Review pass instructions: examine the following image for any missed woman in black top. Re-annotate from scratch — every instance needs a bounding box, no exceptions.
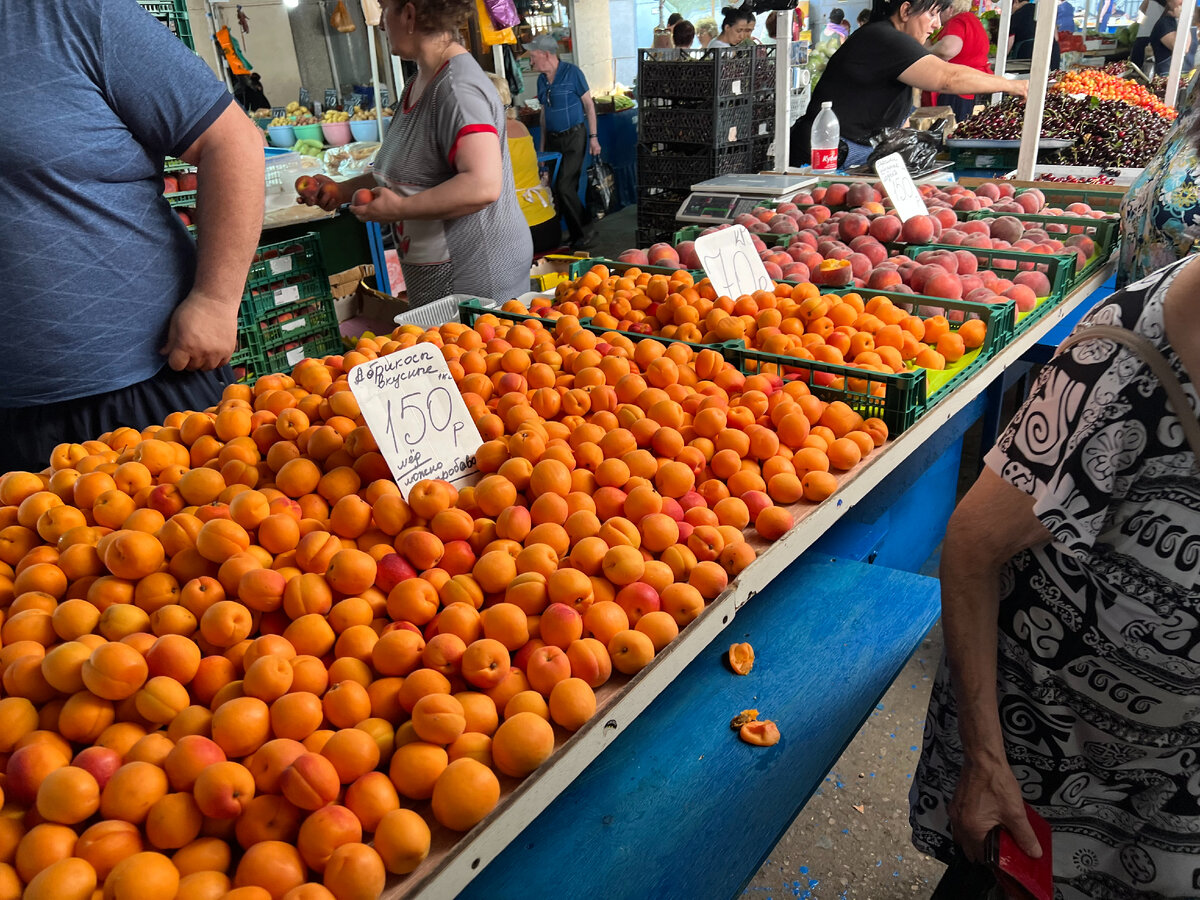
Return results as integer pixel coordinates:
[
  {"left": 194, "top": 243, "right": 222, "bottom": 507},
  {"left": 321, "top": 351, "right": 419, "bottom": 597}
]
[
  {"left": 790, "top": 0, "right": 1027, "bottom": 168},
  {"left": 1150, "top": 0, "right": 1187, "bottom": 75}
]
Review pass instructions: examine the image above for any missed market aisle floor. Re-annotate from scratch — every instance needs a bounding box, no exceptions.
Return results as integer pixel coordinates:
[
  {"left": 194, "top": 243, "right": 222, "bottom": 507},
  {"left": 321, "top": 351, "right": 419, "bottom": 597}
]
[{"left": 742, "top": 623, "right": 947, "bottom": 899}]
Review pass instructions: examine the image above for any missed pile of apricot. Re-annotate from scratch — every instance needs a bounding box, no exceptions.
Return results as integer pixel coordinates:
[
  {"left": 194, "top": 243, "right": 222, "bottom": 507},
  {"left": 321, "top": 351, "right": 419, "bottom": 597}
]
[
  {"left": 539, "top": 266, "right": 987, "bottom": 378},
  {"left": 0, "top": 310, "right": 887, "bottom": 899}
]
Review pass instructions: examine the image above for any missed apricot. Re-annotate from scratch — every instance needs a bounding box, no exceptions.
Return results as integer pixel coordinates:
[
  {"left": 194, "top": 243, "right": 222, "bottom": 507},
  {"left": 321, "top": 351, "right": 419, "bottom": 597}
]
[{"left": 491, "top": 711, "right": 554, "bottom": 778}]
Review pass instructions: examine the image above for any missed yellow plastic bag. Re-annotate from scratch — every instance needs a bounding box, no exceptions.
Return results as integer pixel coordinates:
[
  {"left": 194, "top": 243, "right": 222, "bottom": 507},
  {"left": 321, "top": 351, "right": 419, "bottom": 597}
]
[{"left": 475, "top": 0, "right": 515, "bottom": 46}]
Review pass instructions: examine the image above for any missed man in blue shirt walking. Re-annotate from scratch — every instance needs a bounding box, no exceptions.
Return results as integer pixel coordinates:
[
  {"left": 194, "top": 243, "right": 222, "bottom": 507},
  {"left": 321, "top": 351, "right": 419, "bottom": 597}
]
[{"left": 525, "top": 34, "right": 601, "bottom": 250}]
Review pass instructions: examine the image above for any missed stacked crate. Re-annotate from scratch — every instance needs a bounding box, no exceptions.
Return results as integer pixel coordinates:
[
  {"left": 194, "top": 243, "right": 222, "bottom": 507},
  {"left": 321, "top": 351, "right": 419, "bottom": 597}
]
[
  {"left": 231, "top": 234, "right": 343, "bottom": 383},
  {"left": 137, "top": 0, "right": 195, "bottom": 50},
  {"left": 750, "top": 46, "right": 777, "bottom": 173},
  {"left": 636, "top": 48, "right": 755, "bottom": 245}
]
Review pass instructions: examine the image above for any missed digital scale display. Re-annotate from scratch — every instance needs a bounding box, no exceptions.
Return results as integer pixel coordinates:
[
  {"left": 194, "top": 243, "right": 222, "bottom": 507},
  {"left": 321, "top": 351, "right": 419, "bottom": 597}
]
[{"left": 674, "top": 174, "right": 818, "bottom": 225}]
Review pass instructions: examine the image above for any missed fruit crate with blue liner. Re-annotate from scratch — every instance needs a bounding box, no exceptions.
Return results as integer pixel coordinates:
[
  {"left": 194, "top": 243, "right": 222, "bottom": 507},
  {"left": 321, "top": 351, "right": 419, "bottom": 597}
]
[{"left": 136, "top": 0, "right": 194, "bottom": 50}]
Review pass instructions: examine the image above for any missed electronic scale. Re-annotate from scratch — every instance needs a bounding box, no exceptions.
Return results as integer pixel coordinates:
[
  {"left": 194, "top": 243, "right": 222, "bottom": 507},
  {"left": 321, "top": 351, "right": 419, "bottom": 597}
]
[{"left": 674, "top": 174, "right": 818, "bottom": 225}]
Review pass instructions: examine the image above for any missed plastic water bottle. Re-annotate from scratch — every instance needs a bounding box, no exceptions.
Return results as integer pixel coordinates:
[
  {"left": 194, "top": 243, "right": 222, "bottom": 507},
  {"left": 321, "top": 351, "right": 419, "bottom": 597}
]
[{"left": 810, "top": 102, "right": 839, "bottom": 173}]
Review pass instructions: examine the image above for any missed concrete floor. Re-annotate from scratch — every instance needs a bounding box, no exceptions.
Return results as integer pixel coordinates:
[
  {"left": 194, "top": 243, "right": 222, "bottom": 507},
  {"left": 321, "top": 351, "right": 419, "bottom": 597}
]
[{"left": 742, "top": 624, "right": 948, "bottom": 900}]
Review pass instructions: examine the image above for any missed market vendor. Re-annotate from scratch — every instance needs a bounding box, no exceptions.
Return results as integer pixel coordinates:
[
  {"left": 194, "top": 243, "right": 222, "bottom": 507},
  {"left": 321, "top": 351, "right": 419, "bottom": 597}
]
[
  {"left": 1008, "top": 0, "right": 1061, "bottom": 70},
  {"left": 1132, "top": 0, "right": 1167, "bottom": 71},
  {"left": 1150, "top": 0, "right": 1188, "bottom": 75},
  {"left": 300, "top": 0, "right": 533, "bottom": 307},
  {"left": 790, "top": 0, "right": 1027, "bottom": 168},
  {"left": 709, "top": 6, "right": 757, "bottom": 46},
  {"left": 927, "top": 0, "right": 993, "bottom": 122},
  {"left": 0, "top": 1, "right": 264, "bottom": 474}
]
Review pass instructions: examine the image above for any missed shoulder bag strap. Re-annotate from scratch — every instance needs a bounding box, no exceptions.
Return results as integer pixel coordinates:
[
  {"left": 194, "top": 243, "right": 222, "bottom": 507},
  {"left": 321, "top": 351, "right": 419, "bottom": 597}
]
[{"left": 1057, "top": 324, "right": 1200, "bottom": 460}]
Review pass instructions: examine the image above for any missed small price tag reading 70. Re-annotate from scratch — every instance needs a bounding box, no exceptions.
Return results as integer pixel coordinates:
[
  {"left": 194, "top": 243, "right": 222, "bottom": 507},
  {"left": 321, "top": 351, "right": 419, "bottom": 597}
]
[
  {"left": 873, "top": 152, "right": 929, "bottom": 222},
  {"left": 694, "top": 224, "right": 774, "bottom": 300},
  {"left": 348, "top": 345, "right": 483, "bottom": 498}
]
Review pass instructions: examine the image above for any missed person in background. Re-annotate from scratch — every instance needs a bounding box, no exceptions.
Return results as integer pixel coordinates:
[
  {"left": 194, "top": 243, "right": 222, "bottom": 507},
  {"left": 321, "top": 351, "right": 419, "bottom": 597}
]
[
  {"left": 928, "top": 0, "right": 992, "bottom": 122},
  {"left": 790, "top": 0, "right": 1026, "bottom": 167},
  {"left": 1119, "top": 64, "right": 1200, "bottom": 284},
  {"left": 823, "top": 7, "right": 850, "bottom": 42},
  {"left": 858, "top": 8, "right": 873, "bottom": 27},
  {"left": 1150, "top": 0, "right": 1186, "bottom": 75},
  {"left": 1097, "top": 0, "right": 1114, "bottom": 32},
  {"left": 674, "top": 19, "right": 697, "bottom": 49},
  {"left": 1056, "top": 0, "right": 1077, "bottom": 32},
  {"left": 300, "top": 0, "right": 532, "bottom": 307},
  {"left": 696, "top": 19, "right": 721, "bottom": 47},
  {"left": 1009, "top": 0, "right": 1061, "bottom": 69},
  {"left": 1133, "top": 0, "right": 1167, "bottom": 68},
  {"left": 911, "top": 251, "right": 1200, "bottom": 898},
  {"left": 667, "top": 11, "right": 683, "bottom": 29},
  {"left": 233, "top": 73, "right": 270, "bottom": 111},
  {"left": 0, "top": 0, "right": 264, "bottom": 473},
  {"left": 487, "top": 73, "right": 559, "bottom": 255},
  {"left": 709, "top": 6, "right": 756, "bottom": 46},
  {"left": 524, "top": 33, "right": 600, "bottom": 251}
]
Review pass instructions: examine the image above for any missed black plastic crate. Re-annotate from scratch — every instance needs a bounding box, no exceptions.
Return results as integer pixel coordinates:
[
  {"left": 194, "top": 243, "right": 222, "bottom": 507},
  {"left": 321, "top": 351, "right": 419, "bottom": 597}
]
[
  {"left": 637, "top": 47, "right": 755, "bottom": 101},
  {"left": 636, "top": 225, "right": 675, "bottom": 246},
  {"left": 638, "top": 142, "right": 751, "bottom": 188},
  {"left": 752, "top": 92, "right": 776, "bottom": 127},
  {"left": 639, "top": 97, "right": 753, "bottom": 147},
  {"left": 752, "top": 134, "right": 773, "bottom": 172},
  {"left": 637, "top": 184, "right": 690, "bottom": 223},
  {"left": 750, "top": 44, "right": 778, "bottom": 92}
]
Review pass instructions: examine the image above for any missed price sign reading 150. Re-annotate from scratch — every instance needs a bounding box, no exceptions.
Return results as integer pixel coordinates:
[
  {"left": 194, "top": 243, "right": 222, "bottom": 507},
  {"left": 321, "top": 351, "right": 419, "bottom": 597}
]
[
  {"left": 348, "top": 347, "right": 483, "bottom": 497},
  {"left": 384, "top": 386, "right": 464, "bottom": 451}
]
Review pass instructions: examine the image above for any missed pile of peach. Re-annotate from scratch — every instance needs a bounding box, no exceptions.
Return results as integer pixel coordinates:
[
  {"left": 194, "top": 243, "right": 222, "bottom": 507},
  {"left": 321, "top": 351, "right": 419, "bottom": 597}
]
[
  {"left": 0, "top": 311, "right": 889, "bottom": 900},
  {"left": 537, "top": 266, "right": 987, "bottom": 375}
]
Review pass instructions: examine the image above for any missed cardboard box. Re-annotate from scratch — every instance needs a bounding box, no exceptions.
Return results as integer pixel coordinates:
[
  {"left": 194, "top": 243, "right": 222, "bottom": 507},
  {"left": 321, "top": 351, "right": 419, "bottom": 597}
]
[
  {"left": 529, "top": 254, "right": 585, "bottom": 292},
  {"left": 333, "top": 292, "right": 361, "bottom": 323},
  {"left": 909, "top": 106, "right": 956, "bottom": 132},
  {"left": 329, "top": 265, "right": 374, "bottom": 300}
]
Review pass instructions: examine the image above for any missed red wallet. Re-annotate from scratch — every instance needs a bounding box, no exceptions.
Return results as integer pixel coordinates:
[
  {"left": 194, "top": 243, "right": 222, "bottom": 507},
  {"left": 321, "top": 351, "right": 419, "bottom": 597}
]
[{"left": 984, "top": 803, "right": 1054, "bottom": 900}]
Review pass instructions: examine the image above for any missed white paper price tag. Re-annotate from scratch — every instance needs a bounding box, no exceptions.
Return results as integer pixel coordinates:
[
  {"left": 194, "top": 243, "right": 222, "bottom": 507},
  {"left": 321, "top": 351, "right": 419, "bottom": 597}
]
[
  {"left": 873, "top": 152, "right": 928, "bottom": 222},
  {"left": 286, "top": 346, "right": 307, "bottom": 366},
  {"left": 695, "top": 225, "right": 774, "bottom": 300},
  {"left": 272, "top": 285, "right": 300, "bottom": 307},
  {"left": 348, "top": 345, "right": 483, "bottom": 498},
  {"left": 269, "top": 256, "right": 294, "bottom": 275},
  {"left": 282, "top": 317, "right": 306, "bottom": 333},
  {"left": 731, "top": 79, "right": 742, "bottom": 95}
]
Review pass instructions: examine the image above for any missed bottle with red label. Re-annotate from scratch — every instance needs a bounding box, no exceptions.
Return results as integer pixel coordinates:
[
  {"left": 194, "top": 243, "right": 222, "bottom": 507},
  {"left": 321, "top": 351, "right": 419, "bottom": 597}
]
[{"left": 810, "top": 101, "right": 839, "bottom": 173}]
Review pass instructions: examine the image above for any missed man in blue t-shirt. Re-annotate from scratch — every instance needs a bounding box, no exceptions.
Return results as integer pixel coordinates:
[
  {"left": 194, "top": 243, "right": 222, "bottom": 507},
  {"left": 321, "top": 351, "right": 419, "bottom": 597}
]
[
  {"left": 0, "top": 0, "right": 264, "bottom": 472},
  {"left": 525, "top": 34, "right": 601, "bottom": 250}
]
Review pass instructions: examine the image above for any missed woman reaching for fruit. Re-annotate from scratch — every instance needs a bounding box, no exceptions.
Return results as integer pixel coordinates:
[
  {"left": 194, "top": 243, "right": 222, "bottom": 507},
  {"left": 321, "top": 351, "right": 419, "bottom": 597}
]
[
  {"left": 297, "top": 0, "right": 532, "bottom": 307},
  {"left": 789, "top": 0, "right": 1027, "bottom": 168},
  {"left": 911, "top": 254, "right": 1200, "bottom": 897}
]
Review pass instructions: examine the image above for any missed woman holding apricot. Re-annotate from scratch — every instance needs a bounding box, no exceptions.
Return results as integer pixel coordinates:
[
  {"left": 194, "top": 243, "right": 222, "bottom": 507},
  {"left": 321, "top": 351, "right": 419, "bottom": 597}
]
[{"left": 298, "top": 0, "right": 531, "bottom": 307}]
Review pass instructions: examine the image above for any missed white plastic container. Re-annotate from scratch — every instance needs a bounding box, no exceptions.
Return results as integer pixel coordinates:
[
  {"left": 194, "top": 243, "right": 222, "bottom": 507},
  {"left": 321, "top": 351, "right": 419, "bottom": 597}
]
[{"left": 810, "top": 101, "right": 839, "bottom": 173}]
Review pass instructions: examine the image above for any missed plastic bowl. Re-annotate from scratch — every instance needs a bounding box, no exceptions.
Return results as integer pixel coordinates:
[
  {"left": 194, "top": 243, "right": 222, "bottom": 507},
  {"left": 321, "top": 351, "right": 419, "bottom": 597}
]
[
  {"left": 267, "top": 125, "right": 296, "bottom": 147},
  {"left": 292, "top": 123, "right": 324, "bottom": 143},
  {"left": 253, "top": 117, "right": 271, "bottom": 131},
  {"left": 349, "top": 119, "right": 380, "bottom": 142},
  {"left": 321, "top": 121, "right": 353, "bottom": 146}
]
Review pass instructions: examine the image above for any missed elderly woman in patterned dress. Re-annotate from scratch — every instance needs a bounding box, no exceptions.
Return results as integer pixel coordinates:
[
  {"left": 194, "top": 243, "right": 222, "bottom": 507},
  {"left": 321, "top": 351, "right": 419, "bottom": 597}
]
[
  {"left": 910, "top": 253, "right": 1200, "bottom": 899},
  {"left": 299, "top": 0, "right": 532, "bottom": 307}
]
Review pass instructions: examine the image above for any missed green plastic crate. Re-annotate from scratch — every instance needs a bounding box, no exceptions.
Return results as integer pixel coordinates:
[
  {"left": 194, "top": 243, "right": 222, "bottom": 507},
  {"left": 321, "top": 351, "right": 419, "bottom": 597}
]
[
  {"left": 828, "top": 289, "right": 1016, "bottom": 398},
  {"left": 138, "top": 1, "right": 194, "bottom": 49},
  {"left": 165, "top": 190, "right": 197, "bottom": 209},
  {"left": 251, "top": 298, "right": 338, "bottom": 347},
  {"left": 1032, "top": 186, "right": 1123, "bottom": 215},
  {"left": 578, "top": 321, "right": 744, "bottom": 360},
  {"left": 246, "top": 233, "right": 324, "bottom": 291},
  {"left": 726, "top": 344, "right": 927, "bottom": 434},
  {"left": 903, "top": 244, "right": 1077, "bottom": 335},
  {"left": 672, "top": 224, "right": 793, "bottom": 248},
  {"left": 963, "top": 211, "right": 1118, "bottom": 286},
  {"left": 567, "top": 258, "right": 704, "bottom": 280},
  {"left": 239, "top": 274, "right": 329, "bottom": 325},
  {"left": 262, "top": 333, "right": 342, "bottom": 374},
  {"left": 458, "top": 298, "right": 558, "bottom": 330}
]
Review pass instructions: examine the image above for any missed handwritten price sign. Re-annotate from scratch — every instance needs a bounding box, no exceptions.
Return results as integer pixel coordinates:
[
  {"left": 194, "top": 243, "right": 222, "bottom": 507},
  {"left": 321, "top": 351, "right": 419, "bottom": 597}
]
[
  {"left": 873, "top": 152, "right": 929, "bottom": 222},
  {"left": 694, "top": 225, "right": 774, "bottom": 300},
  {"left": 348, "top": 345, "right": 483, "bottom": 498}
]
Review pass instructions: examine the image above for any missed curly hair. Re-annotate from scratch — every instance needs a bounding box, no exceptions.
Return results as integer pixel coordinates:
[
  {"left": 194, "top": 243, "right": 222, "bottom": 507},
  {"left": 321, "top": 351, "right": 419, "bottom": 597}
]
[{"left": 403, "top": 0, "right": 475, "bottom": 34}]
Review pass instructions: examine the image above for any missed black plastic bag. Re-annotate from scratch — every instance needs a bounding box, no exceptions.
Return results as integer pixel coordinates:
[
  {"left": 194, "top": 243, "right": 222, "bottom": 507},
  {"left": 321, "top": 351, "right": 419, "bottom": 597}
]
[
  {"left": 865, "top": 127, "right": 940, "bottom": 175},
  {"left": 586, "top": 159, "right": 617, "bottom": 220}
]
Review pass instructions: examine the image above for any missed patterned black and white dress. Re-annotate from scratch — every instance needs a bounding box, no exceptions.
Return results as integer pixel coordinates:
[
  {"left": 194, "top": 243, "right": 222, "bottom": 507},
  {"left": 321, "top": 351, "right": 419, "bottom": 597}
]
[
  {"left": 373, "top": 54, "right": 533, "bottom": 307},
  {"left": 911, "top": 257, "right": 1200, "bottom": 900}
]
